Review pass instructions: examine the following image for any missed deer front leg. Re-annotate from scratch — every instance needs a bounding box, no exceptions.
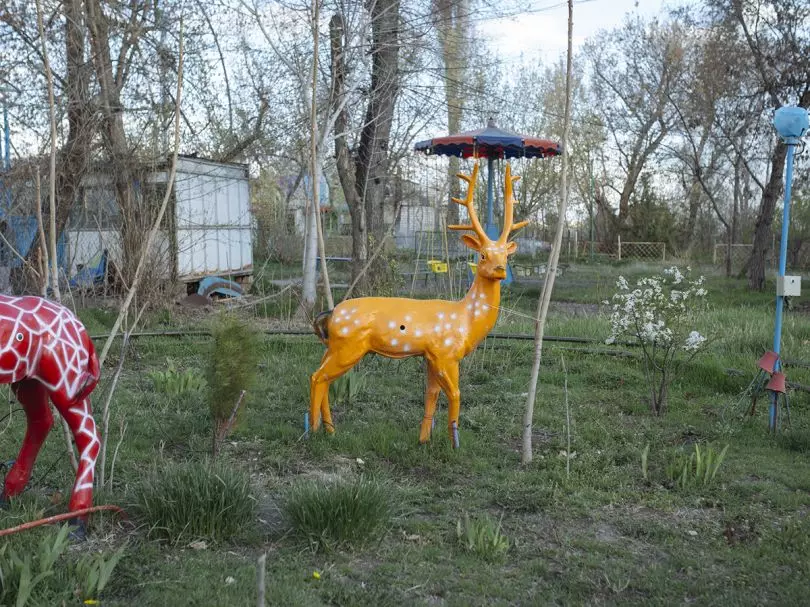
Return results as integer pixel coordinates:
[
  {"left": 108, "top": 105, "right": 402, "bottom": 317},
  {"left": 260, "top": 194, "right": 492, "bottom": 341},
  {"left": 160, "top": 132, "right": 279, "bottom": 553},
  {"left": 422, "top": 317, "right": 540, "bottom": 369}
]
[
  {"left": 434, "top": 360, "right": 461, "bottom": 448},
  {"left": 2, "top": 380, "right": 53, "bottom": 502},
  {"left": 419, "top": 362, "right": 441, "bottom": 444}
]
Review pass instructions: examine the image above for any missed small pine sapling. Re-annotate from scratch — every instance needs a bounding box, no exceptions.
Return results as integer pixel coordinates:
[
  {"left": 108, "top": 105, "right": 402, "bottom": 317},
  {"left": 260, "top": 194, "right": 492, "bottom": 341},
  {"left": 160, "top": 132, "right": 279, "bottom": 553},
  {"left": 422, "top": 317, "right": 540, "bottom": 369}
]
[{"left": 209, "top": 314, "right": 260, "bottom": 459}]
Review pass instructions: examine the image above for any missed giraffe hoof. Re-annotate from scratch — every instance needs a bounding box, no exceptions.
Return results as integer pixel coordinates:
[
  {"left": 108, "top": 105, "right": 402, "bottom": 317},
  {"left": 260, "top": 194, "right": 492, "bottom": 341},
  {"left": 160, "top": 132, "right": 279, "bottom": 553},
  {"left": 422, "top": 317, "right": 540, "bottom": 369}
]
[{"left": 67, "top": 518, "right": 87, "bottom": 542}]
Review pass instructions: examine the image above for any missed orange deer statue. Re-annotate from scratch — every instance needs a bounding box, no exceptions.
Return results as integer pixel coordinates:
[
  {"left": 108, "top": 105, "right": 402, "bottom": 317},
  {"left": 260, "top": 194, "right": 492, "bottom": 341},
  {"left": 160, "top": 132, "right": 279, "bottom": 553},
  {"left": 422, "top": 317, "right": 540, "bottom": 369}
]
[{"left": 310, "top": 161, "right": 527, "bottom": 447}]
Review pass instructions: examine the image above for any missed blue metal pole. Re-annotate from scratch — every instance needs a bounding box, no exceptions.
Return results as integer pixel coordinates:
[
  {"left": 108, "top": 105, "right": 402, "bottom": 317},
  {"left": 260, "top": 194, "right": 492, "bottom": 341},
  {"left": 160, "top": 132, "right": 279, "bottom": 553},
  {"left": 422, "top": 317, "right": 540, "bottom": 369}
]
[
  {"left": 769, "top": 142, "right": 796, "bottom": 431},
  {"left": 485, "top": 156, "right": 497, "bottom": 240}
]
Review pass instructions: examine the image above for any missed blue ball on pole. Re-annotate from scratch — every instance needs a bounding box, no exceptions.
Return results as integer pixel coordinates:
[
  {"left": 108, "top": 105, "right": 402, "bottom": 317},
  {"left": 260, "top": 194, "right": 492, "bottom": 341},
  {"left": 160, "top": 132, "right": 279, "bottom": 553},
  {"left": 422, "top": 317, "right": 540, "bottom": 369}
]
[{"left": 768, "top": 106, "right": 808, "bottom": 432}]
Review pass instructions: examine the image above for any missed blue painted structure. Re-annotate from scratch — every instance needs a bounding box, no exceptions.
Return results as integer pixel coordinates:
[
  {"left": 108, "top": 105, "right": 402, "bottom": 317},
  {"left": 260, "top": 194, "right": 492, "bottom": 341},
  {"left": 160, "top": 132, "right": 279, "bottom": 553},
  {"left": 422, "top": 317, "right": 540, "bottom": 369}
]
[
  {"left": 414, "top": 118, "right": 561, "bottom": 286},
  {"left": 769, "top": 106, "right": 809, "bottom": 432}
]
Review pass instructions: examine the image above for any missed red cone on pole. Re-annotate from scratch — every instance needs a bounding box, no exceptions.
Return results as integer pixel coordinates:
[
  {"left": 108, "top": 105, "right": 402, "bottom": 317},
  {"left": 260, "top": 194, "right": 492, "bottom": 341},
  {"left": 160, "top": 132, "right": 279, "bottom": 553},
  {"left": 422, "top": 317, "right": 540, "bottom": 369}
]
[
  {"left": 757, "top": 351, "right": 779, "bottom": 373},
  {"left": 766, "top": 372, "right": 787, "bottom": 394}
]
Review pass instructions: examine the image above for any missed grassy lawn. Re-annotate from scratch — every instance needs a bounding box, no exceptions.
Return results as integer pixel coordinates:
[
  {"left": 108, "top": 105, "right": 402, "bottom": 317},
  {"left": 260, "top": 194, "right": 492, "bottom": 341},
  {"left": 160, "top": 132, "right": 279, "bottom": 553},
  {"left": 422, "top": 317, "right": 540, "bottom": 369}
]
[{"left": 1, "top": 261, "right": 809, "bottom": 605}]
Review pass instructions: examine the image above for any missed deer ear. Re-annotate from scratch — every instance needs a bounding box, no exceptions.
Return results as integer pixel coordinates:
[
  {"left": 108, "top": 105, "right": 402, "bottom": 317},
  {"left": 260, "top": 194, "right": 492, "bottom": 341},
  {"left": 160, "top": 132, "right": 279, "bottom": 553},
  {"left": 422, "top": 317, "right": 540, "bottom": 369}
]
[
  {"left": 461, "top": 234, "right": 482, "bottom": 251},
  {"left": 506, "top": 241, "right": 518, "bottom": 255}
]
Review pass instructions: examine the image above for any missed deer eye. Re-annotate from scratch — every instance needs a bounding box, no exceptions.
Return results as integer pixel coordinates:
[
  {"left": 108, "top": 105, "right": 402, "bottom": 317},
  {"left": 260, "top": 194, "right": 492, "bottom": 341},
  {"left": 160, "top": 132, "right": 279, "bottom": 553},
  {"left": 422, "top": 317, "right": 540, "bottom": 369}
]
[{"left": 481, "top": 254, "right": 486, "bottom": 261}]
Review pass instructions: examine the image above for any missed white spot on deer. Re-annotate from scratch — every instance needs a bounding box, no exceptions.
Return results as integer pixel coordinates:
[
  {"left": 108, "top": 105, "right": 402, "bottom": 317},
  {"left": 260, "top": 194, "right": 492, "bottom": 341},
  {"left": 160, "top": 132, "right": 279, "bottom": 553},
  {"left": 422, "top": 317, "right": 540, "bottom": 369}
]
[
  {"left": 437, "top": 312, "right": 445, "bottom": 319},
  {"left": 388, "top": 321, "right": 396, "bottom": 329},
  {"left": 354, "top": 319, "right": 360, "bottom": 325},
  {"left": 466, "top": 304, "right": 472, "bottom": 310},
  {"left": 405, "top": 315, "right": 412, "bottom": 322},
  {"left": 479, "top": 293, "right": 486, "bottom": 299},
  {"left": 434, "top": 325, "right": 441, "bottom": 333},
  {"left": 391, "top": 338, "right": 398, "bottom": 346},
  {"left": 450, "top": 313, "right": 457, "bottom": 320},
  {"left": 474, "top": 310, "right": 480, "bottom": 317},
  {"left": 444, "top": 337, "right": 453, "bottom": 346},
  {"left": 334, "top": 316, "right": 342, "bottom": 323},
  {"left": 340, "top": 308, "right": 349, "bottom": 316},
  {"left": 415, "top": 329, "right": 422, "bottom": 337},
  {"left": 444, "top": 323, "right": 451, "bottom": 330},
  {"left": 474, "top": 302, "right": 480, "bottom": 308},
  {"left": 351, "top": 308, "right": 357, "bottom": 314},
  {"left": 483, "top": 304, "right": 490, "bottom": 311},
  {"left": 341, "top": 327, "right": 349, "bottom": 335},
  {"left": 403, "top": 343, "right": 411, "bottom": 352}
]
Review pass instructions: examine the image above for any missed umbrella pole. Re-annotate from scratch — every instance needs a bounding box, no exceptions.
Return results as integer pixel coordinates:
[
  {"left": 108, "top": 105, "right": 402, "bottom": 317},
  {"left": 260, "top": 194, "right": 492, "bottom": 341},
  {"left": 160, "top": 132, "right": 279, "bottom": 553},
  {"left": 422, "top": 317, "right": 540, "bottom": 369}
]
[{"left": 485, "top": 156, "right": 497, "bottom": 240}]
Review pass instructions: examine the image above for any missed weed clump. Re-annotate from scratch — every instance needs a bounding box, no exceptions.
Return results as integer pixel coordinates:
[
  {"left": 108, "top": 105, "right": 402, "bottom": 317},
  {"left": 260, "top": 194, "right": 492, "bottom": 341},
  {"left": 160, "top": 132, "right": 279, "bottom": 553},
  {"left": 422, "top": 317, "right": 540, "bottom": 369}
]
[
  {"left": 133, "top": 460, "right": 255, "bottom": 542},
  {"left": 455, "top": 512, "right": 510, "bottom": 561},
  {"left": 283, "top": 477, "right": 390, "bottom": 551}
]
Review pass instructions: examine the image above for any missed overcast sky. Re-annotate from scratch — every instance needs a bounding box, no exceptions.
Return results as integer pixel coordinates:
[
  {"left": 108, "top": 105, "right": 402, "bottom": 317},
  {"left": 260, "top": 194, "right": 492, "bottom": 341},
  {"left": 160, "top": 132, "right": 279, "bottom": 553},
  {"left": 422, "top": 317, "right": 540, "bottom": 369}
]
[{"left": 483, "top": 0, "right": 686, "bottom": 62}]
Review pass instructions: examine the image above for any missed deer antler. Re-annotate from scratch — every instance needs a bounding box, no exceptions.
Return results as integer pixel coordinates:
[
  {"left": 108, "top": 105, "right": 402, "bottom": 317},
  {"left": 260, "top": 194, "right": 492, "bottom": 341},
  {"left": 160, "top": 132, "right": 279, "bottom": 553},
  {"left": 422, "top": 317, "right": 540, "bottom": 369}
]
[
  {"left": 498, "top": 163, "right": 529, "bottom": 244},
  {"left": 447, "top": 162, "right": 487, "bottom": 241}
]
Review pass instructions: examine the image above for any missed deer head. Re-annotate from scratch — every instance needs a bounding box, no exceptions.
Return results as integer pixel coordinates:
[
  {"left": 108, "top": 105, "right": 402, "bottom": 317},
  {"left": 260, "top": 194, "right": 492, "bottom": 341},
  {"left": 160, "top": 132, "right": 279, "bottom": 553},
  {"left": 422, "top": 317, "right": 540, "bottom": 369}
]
[{"left": 448, "top": 162, "right": 528, "bottom": 280}]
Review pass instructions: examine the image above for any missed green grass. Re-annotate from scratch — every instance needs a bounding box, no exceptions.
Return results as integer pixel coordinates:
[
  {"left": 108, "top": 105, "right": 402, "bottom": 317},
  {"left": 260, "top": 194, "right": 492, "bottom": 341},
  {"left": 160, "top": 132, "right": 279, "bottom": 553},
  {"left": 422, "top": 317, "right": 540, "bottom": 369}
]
[
  {"left": 132, "top": 460, "right": 256, "bottom": 543},
  {"left": 283, "top": 476, "right": 391, "bottom": 552},
  {"left": 0, "top": 260, "right": 808, "bottom": 604}
]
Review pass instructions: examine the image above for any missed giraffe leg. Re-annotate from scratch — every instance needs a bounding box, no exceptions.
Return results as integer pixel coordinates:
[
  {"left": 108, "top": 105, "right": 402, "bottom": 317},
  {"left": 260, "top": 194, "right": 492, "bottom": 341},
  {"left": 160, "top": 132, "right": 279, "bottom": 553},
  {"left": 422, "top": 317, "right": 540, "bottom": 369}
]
[
  {"left": 434, "top": 361, "right": 461, "bottom": 448},
  {"left": 419, "top": 362, "right": 441, "bottom": 444},
  {"left": 310, "top": 349, "right": 364, "bottom": 434},
  {"left": 2, "top": 380, "right": 53, "bottom": 501},
  {"left": 49, "top": 395, "right": 99, "bottom": 515}
]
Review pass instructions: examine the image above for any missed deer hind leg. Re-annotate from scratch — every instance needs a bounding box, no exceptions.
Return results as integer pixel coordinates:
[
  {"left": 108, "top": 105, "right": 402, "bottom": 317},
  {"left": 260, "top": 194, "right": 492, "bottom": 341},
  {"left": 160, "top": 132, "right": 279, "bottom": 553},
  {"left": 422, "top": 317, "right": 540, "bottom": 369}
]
[
  {"left": 419, "top": 362, "right": 441, "bottom": 444},
  {"left": 49, "top": 392, "right": 99, "bottom": 514},
  {"left": 310, "top": 349, "right": 364, "bottom": 434},
  {"left": 2, "top": 380, "right": 53, "bottom": 501},
  {"left": 433, "top": 361, "right": 461, "bottom": 448}
]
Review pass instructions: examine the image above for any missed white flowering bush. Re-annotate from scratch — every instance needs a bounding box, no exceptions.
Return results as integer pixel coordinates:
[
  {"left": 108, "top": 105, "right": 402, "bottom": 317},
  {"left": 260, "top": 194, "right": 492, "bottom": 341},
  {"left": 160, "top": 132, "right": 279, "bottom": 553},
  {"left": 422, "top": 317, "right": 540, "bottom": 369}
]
[{"left": 606, "top": 266, "right": 708, "bottom": 415}]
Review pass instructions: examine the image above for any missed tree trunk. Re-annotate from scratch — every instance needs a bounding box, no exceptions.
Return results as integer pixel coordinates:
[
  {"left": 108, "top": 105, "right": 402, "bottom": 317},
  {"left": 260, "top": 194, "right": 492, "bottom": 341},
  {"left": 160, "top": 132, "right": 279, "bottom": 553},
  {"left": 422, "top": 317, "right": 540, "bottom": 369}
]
[
  {"left": 357, "top": 0, "right": 400, "bottom": 244},
  {"left": 330, "top": 14, "right": 367, "bottom": 290},
  {"left": 521, "top": 0, "right": 574, "bottom": 465},
  {"left": 747, "top": 141, "right": 786, "bottom": 291},
  {"left": 21, "top": 0, "right": 94, "bottom": 293},
  {"left": 436, "top": 0, "right": 467, "bottom": 226}
]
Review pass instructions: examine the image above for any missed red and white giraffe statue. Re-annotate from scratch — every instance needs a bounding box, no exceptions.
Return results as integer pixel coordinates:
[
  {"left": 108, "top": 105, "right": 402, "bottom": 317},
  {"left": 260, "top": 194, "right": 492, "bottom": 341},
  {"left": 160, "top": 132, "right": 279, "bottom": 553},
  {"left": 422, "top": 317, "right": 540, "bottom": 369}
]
[{"left": 0, "top": 295, "right": 100, "bottom": 535}]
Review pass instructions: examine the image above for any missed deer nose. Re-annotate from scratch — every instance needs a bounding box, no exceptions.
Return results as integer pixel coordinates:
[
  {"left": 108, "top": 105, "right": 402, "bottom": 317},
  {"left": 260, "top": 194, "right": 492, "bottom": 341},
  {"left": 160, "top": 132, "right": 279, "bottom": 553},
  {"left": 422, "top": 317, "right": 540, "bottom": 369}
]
[{"left": 495, "top": 265, "right": 506, "bottom": 272}]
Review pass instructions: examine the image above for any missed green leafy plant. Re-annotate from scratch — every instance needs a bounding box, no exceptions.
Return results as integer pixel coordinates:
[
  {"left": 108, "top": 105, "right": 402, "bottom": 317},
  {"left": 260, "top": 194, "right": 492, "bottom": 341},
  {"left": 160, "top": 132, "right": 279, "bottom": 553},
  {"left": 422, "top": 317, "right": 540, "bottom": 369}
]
[
  {"left": 283, "top": 477, "right": 390, "bottom": 552},
  {"left": 641, "top": 443, "right": 650, "bottom": 481},
  {"left": 133, "top": 460, "right": 256, "bottom": 543},
  {"left": 75, "top": 544, "right": 127, "bottom": 602},
  {"left": 328, "top": 369, "right": 367, "bottom": 408},
  {"left": 455, "top": 513, "right": 510, "bottom": 561},
  {"left": 0, "top": 525, "right": 69, "bottom": 606},
  {"left": 149, "top": 359, "right": 206, "bottom": 394},
  {"left": 666, "top": 444, "right": 730, "bottom": 490}
]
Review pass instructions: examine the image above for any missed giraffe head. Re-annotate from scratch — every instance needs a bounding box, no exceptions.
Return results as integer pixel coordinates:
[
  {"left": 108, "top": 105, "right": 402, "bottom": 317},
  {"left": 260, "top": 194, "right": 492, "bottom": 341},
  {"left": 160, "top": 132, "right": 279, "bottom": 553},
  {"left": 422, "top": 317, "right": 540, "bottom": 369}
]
[{"left": 449, "top": 162, "right": 527, "bottom": 281}]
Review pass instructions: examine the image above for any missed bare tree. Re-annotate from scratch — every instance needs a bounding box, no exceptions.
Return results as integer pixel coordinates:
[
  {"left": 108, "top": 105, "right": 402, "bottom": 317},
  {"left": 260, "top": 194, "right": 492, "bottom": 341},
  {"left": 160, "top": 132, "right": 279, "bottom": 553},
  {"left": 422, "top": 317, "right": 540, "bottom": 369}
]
[
  {"left": 706, "top": 0, "right": 810, "bottom": 290},
  {"left": 585, "top": 17, "right": 688, "bottom": 233}
]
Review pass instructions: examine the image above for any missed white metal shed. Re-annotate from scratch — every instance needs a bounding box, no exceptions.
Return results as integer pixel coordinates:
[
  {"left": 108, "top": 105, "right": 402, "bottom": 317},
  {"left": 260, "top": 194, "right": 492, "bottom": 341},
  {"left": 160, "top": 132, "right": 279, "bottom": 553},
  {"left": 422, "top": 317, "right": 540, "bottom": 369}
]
[{"left": 65, "top": 155, "right": 252, "bottom": 285}]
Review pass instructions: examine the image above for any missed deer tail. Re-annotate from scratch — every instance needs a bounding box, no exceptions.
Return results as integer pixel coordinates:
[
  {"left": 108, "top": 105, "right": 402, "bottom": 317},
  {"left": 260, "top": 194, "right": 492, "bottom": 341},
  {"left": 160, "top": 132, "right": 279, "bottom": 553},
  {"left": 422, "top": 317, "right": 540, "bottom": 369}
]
[{"left": 313, "top": 310, "right": 332, "bottom": 345}]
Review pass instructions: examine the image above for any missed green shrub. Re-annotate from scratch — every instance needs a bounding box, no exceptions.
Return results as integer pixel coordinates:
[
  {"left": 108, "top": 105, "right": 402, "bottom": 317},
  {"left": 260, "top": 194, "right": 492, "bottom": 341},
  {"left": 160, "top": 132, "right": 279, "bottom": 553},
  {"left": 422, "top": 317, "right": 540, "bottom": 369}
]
[
  {"left": 133, "top": 460, "right": 256, "bottom": 543},
  {"left": 456, "top": 512, "right": 510, "bottom": 561},
  {"left": 0, "top": 525, "right": 126, "bottom": 606},
  {"left": 666, "top": 444, "right": 730, "bottom": 490},
  {"left": 283, "top": 477, "right": 390, "bottom": 551},
  {"left": 328, "top": 369, "right": 367, "bottom": 408},
  {"left": 149, "top": 359, "right": 206, "bottom": 394},
  {"left": 208, "top": 314, "right": 260, "bottom": 427}
]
